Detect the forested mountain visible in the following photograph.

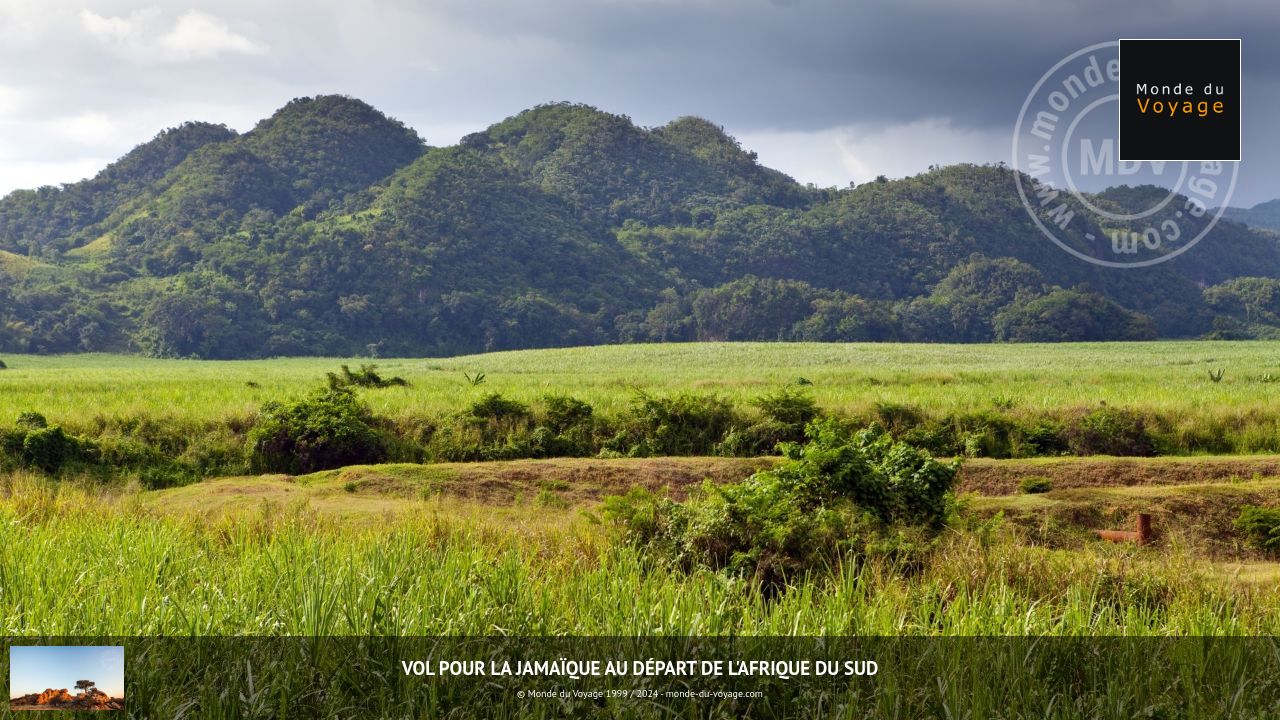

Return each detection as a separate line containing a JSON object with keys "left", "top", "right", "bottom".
{"left": 2, "top": 96, "right": 1279, "bottom": 357}
{"left": 1223, "top": 199, "right": 1280, "bottom": 234}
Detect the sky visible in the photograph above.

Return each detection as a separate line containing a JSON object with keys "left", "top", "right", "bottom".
{"left": 0, "top": 0, "right": 1277, "bottom": 206}
{"left": 9, "top": 645, "right": 125, "bottom": 698}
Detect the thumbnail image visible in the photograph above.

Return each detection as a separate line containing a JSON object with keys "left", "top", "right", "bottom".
{"left": 9, "top": 646, "right": 124, "bottom": 712}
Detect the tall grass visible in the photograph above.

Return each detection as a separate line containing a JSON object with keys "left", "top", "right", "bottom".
{"left": 1, "top": 474, "right": 1275, "bottom": 638}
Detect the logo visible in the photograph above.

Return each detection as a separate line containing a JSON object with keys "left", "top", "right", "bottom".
{"left": 1119, "top": 39, "right": 1241, "bottom": 161}
{"left": 1012, "top": 41, "right": 1238, "bottom": 268}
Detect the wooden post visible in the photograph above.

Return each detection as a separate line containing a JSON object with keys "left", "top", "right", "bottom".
{"left": 1135, "top": 513, "right": 1152, "bottom": 545}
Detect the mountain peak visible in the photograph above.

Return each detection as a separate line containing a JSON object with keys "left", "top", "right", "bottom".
{"left": 241, "top": 94, "right": 425, "bottom": 202}
{"left": 254, "top": 95, "right": 399, "bottom": 127}
{"left": 471, "top": 102, "right": 635, "bottom": 152}
{"left": 0, "top": 120, "right": 237, "bottom": 254}
{"left": 653, "top": 116, "right": 747, "bottom": 161}
{"left": 99, "top": 121, "right": 238, "bottom": 188}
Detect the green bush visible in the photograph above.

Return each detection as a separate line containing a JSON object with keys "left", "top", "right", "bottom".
{"left": 1019, "top": 476, "right": 1053, "bottom": 494}
{"left": 900, "top": 421, "right": 960, "bottom": 456}
{"left": 872, "top": 401, "right": 925, "bottom": 433}
{"left": 539, "top": 395, "right": 599, "bottom": 456}
{"left": 752, "top": 387, "right": 819, "bottom": 428}
{"left": 604, "top": 420, "right": 959, "bottom": 592}
{"left": 494, "top": 425, "right": 577, "bottom": 460}
{"left": 1065, "top": 406, "right": 1155, "bottom": 456}
{"left": 426, "top": 395, "right": 599, "bottom": 462}
{"left": 16, "top": 411, "right": 47, "bottom": 430}
{"left": 607, "top": 391, "right": 740, "bottom": 457}
{"left": 93, "top": 437, "right": 202, "bottom": 489}
{"left": 716, "top": 419, "right": 796, "bottom": 457}
{"left": 1017, "top": 418, "right": 1068, "bottom": 456}
{"left": 1, "top": 412, "right": 97, "bottom": 474}
{"left": 1234, "top": 506, "right": 1280, "bottom": 555}
{"left": 249, "top": 389, "right": 390, "bottom": 474}
{"left": 326, "top": 364, "right": 408, "bottom": 390}
{"left": 952, "top": 411, "right": 1018, "bottom": 458}
{"left": 536, "top": 488, "right": 570, "bottom": 509}
{"left": 468, "top": 393, "right": 531, "bottom": 422}
{"left": 542, "top": 395, "right": 593, "bottom": 433}
{"left": 0, "top": 427, "right": 23, "bottom": 463}
{"left": 21, "top": 425, "right": 95, "bottom": 474}
{"left": 718, "top": 387, "right": 821, "bottom": 455}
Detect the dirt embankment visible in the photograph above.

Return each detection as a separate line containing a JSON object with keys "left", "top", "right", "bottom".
{"left": 957, "top": 456, "right": 1280, "bottom": 495}
{"left": 336, "top": 456, "right": 781, "bottom": 505}
{"left": 151, "top": 454, "right": 1280, "bottom": 526}
{"left": 395, "top": 454, "right": 1280, "bottom": 501}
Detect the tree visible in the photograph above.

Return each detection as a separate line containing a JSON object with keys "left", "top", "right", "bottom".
{"left": 75, "top": 680, "right": 96, "bottom": 695}
{"left": 993, "top": 287, "right": 1157, "bottom": 342}
{"left": 690, "top": 276, "right": 824, "bottom": 341}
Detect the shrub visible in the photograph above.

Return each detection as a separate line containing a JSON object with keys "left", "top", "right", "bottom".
{"left": 542, "top": 395, "right": 593, "bottom": 434}
{"left": 0, "top": 359, "right": 7, "bottom": 369}
{"left": 451, "top": 393, "right": 600, "bottom": 460}
{"left": 16, "top": 411, "right": 47, "bottom": 430}
{"left": 716, "top": 419, "right": 796, "bottom": 457}
{"left": 520, "top": 425, "right": 577, "bottom": 459}
{"left": 1064, "top": 406, "right": 1155, "bottom": 456}
{"left": 952, "top": 411, "right": 1018, "bottom": 458}
{"left": 326, "top": 364, "right": 408, "bottom": 390}
{"left": 752, "top": 387, "right": 819, "bottom": 427}
{"left": 468, "top": 393, "right": 531, "bottom": 422}
{"left": 718, "top": 387, "right": 822, "bottom": 455}
{"left": 604, "top": 420, "right": 959, "bottom": 592}
{"left": 1019, "top": 476, "right": 1053, "bottom": 494}
{"left": 21, "top": 426, "right": 94, "bottom": 474}
{"left": 900, "top": 421, "right": 960, "bottom": 456}
{"left": 1017, "top": 418, "right": 1067, "bottom": 456}
{"left": 872, "top": 401, "right": 925, "bottom": 434}
{"left": 249, "top": 389, "right": 389, "bottom": 474}
{"left": 0, "top": 428, "right": 23, "bottom": 464}
{"left": 133, "top": 464, "right": 201, "bottom": 490}
{"left": 2, "top": 412, "right": 96, "bottom": 474}
{"left": 608, "top": 392, "right": 739, "bottom": 457}
{"left": 1234, "top": 506, "right": 1280, "bottom": 555}
{"left": 422, "top": 394, "right": 538, "bottom": 462}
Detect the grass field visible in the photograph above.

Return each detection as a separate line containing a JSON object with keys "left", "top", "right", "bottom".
{"left": 3, "top": 341, "right": 1280, "bottom": 427}
{"left": 1, "top": 343, "right": 1279, "bottom": 644}
{"left": 2, "top": 465, "right": 1278, "bottom": 637}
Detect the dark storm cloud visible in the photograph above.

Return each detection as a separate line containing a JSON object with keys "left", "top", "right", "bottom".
{"left": 1, "top": 0, "right": 1276, "bottom": 203}
{"left": 407, "top": 0, "right": 1280, "bottom": 130}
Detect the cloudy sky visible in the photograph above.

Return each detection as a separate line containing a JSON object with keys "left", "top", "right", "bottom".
{"left": 1, "top": 0, "right": 1277, "bottom": 205}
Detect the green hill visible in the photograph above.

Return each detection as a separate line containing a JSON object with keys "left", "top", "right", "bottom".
{"left": 464, "top": 104, "right": 813, "bottom": 226}
{"left": 1222, "top": 199, "right": 1280, "bottom": 234}
{"left": 0, "top": 121, "right": 236, "bottom": 255}
{"left": 2, "top": 96, "right": 1279, "bottom": 357}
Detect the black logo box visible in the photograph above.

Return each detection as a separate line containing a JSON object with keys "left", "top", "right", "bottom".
{"left": 1119, "top": 39, "right": 1241, "bottom": 162}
